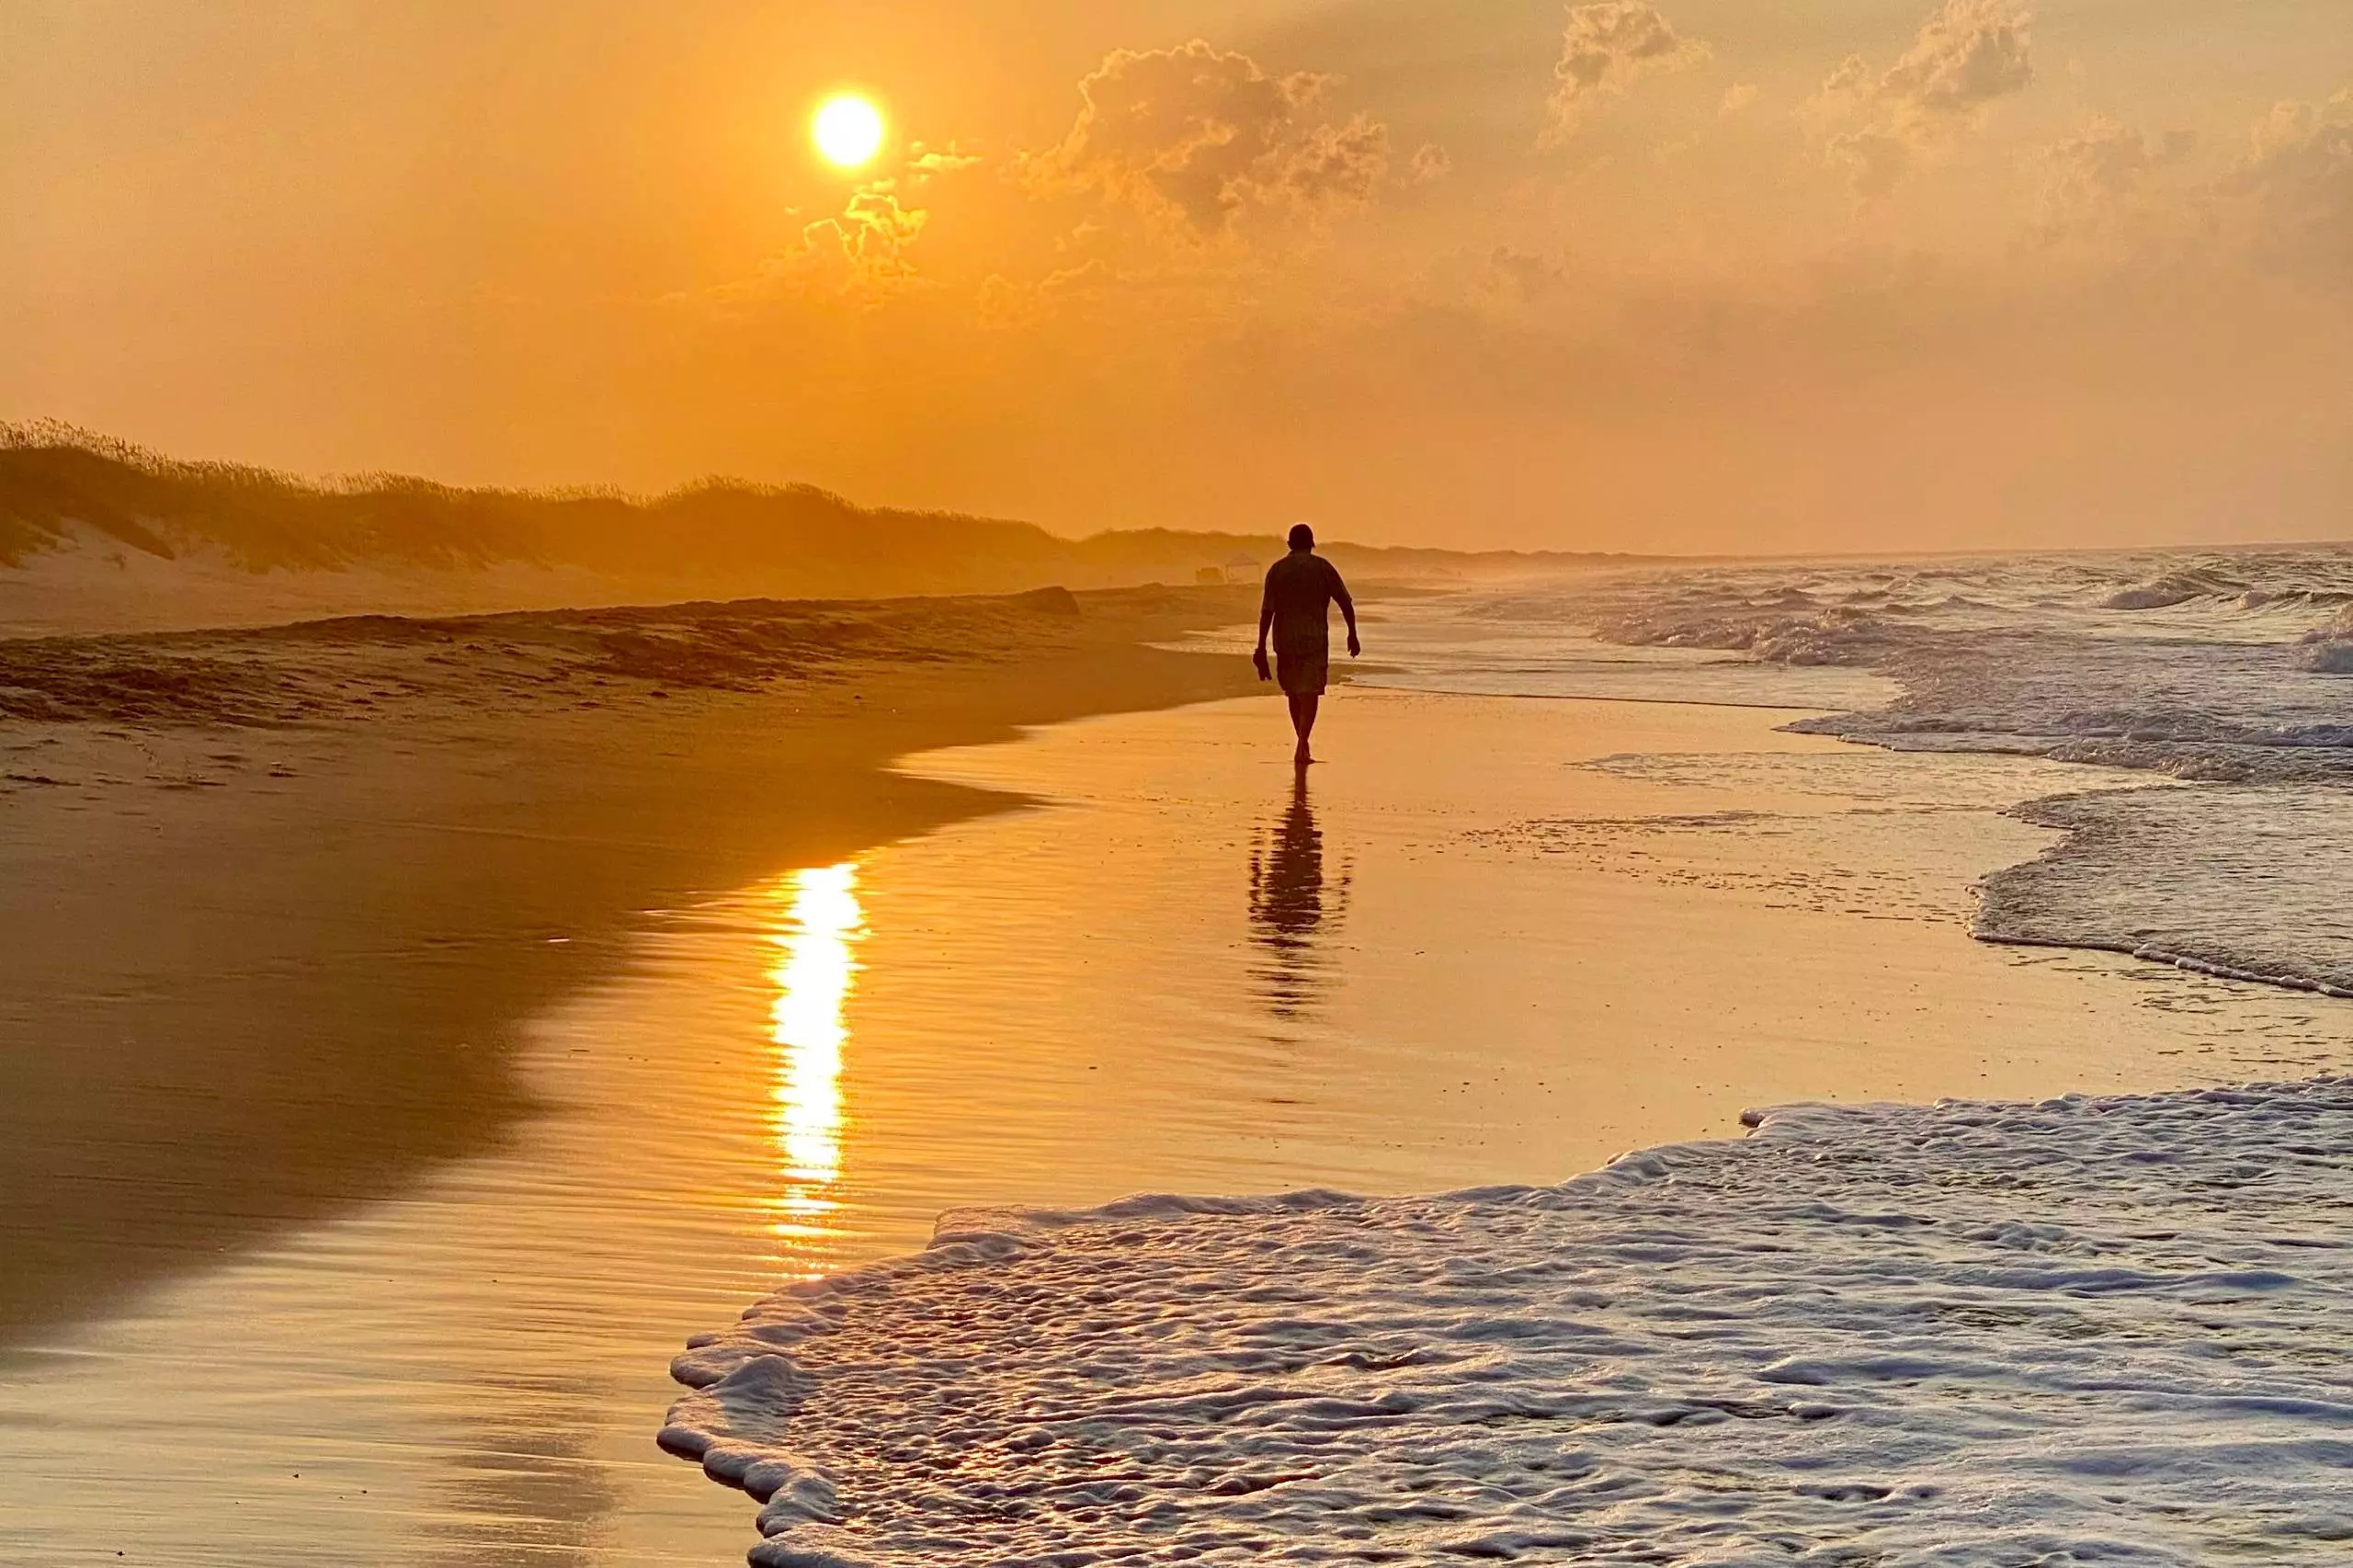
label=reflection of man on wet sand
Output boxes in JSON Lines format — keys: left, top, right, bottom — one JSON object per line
{"left": 1253, "top": 523, "right": 1360, "bottom": 767}
{"left": 1247, "top": 771, "right": 1347, "bottom": 1022}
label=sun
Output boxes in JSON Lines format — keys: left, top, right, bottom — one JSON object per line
{"left": 812, "top": 94, "right": 886, "bottom": 169}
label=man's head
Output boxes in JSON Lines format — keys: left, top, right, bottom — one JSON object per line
{"left": 1287, "top": 522, "right": 1315, "bottom": 552}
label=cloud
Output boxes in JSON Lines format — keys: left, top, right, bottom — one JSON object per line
{"left": 1720, "top": 84, "right": 1760, "bottom": 116}
{"left": 907, "top": 142, "right": 985, "bottom": 176}
{"left": 1408, "top": 142, "right": 1454, "bottom": 184}
{"left": 1816, "top": 0, "right": 2035, "bottom": 201}
{"left": 1022, "top": 40, "right": 1392, "bottom": 238}
{"left": 1824, "top": 130, "right": 1918, "bottom": 203}
{"left": 1283, "top": 115, "right": 1394, "bottom": 208}
{"left": 1482, "top": 246, "right": 1565, "bottom": 302}
{"left": 2047, "top": 116, "right": 2163, "bottom": 205}
{"left": 708, "top": 141, "right": 995, "bottom": 310}
{"left": 1875, "top": 0, "right": 2034, "bottom": 120}
{"left": 1541, "top": 3, "right": 1709, "bottom": 146}
{"left": 2029, "top": 96, "right": 2348, "bottom": 282}
{"left": 2234, "top": 92, "right": 2353, "bottom": 280}
{"left": 2040, "top": 115, "right": 2194, "bottom": 230}
{"left": 718, "top": 182, "right": 932, "bottom": 306}
{"left": 975, "top": 259, "right": 1110, "bottom": 329}
{"left": 1813, "top": 54, "right": 1873, "bottom": 108}
{"left": 818, "top": 185, "right": 930, "bottom": 288}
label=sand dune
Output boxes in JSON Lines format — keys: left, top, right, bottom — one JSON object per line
{"left": 0, "top": 426, "right": 1639, "bottom": 636}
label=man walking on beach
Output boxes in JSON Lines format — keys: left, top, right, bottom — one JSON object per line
{"left": 1254, "top": 523, "right": 1359, "bottom": 767}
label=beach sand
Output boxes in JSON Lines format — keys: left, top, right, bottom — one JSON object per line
{"left": 0, "top": 584, "right": 1262, "bottom": 1341}
{"left": 4, "top": 617, "right": 2348, "bottom": 1563}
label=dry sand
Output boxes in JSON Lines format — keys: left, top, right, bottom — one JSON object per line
{"left": 0, "top": 583, "right": 1262, "bottom": 1339}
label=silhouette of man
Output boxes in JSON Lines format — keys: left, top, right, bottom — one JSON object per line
{"left": 1254, "top": 523, "right": 1359, "bottom": 767}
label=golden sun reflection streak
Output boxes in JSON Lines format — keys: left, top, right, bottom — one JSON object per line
{"left": 767, "top": 863, "right": 864, "bottom": 1236}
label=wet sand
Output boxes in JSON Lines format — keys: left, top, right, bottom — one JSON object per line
{"left": 0, "top": 585, "right": 1263, "bottom": 1340}
{"left": 5, "top": 679, "right": 2348, "bottom": 1564}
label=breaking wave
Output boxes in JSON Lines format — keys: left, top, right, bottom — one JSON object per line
{"left": 1545, "top": 549, "right": 2353, "bottom": 1000}
{"left": 1978, "top": 787, "right": 2353, "bottom": 998}
{"left": 663, "top": 1078, "right": 2353, "bottom": 1566}
{"left": 1566, "top": 549, "right": 2353, "bottom": 782}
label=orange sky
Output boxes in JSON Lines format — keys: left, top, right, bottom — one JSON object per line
{"left": 4, "top": 1, "right": 2347, "bottom": 552}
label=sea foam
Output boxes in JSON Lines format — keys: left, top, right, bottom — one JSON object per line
{"left": 1567, "top": 550, "right": 2353, "bottom": 782}
{"left": 665, "top": 1079, "right": 2353, "bottom": 1566}
{"left": 1548, "top": 549, "right": 2353, "bottom": 1000}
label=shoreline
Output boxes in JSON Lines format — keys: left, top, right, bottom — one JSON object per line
{"left": 7, "top": 672, "right": 2349, "bottom": 1565}
{"left": 0, "top": 583, "right": 1264, "bottom": 1343}
{"left": 664, "top": 1071, "right": 2353, "bottom": 1566}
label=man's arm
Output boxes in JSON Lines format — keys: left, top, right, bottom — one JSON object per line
{"left": 1254, "top": 576, "right": 1276, "bottom": 680}
{"left": 1331, "top": 565, "right": 1361, "bottom": 658}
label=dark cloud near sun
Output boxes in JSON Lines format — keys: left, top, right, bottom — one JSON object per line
{"left": 907, "top": 142, "right": 985, "bottom": 176}
{"left": 1021, "top": 40, "right": 1392, "bottom": 238}
{"left": 711, "top": 182, "right": 938, "bottom": 310}
{"left": 712, "top": 133, "right": 995, "bottom": 309}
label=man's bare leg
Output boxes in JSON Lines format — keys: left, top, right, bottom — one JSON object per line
{"left": 1288, "top": 693, "right": 1320, "bottom": 766}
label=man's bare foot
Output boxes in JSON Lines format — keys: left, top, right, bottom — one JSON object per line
{"left": 1293, "top": 746, "right": 1313, "bottom": 767}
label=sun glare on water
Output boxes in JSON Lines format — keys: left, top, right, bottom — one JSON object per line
{"left": 767, "top": 862, "right": 864, "bottom": 1247}
{"left": 812, "top": 94, "right": 886, "bottom": 168}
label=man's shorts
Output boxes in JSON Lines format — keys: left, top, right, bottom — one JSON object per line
{"left": 1276, "top": 646, "right": 1329, "bottom": 696}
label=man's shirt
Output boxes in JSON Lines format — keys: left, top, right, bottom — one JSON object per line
{"left": 1262, "top": 551, "right": 1351, "bottom": 655}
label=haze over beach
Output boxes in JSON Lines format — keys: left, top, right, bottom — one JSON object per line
{"left": 0, "top": 423, "right": 1639, "bottom": 634}
{"left": 7, "top": 0, "right": 2350, "bottom": 552}
{"left": 4, "top": 4, "right": 2352, "bottom": 1567}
